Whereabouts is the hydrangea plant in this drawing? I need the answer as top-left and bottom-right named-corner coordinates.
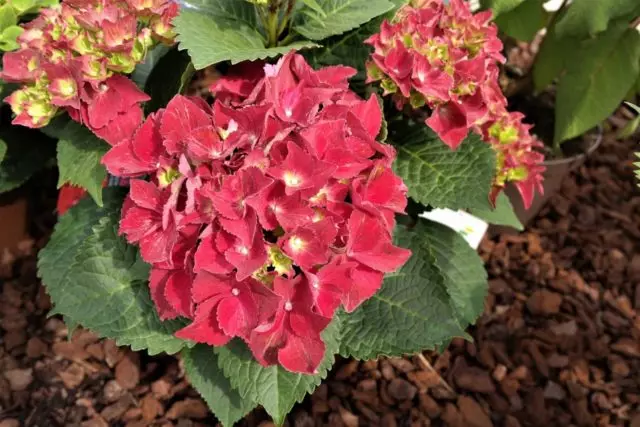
top-left (1, 0), bottom-right (546, 425)
top-left (0, 0), bottom-right (59, 51)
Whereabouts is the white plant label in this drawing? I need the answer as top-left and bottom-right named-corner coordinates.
top-left (420, 208), bottom-right (488, 250)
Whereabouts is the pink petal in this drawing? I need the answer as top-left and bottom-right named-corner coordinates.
top-left (149, 268), bottom-right (179, 320)
top-left (119, 205), bottom-right (158, 242)
top-left (175, 298), bottom-right (231, 346)
top-left (347, 210), bottom-right (411, 273)
top-left (216, 289), bottom-right (258, 338)
top-left (278, 334), bottom-right (325, 374)
top-left (163, 269), bottom-right (193, 318)
top-left (129, 179), bottom-right (163, 211)
top-left (351, 95), bottom-right (382, 140)
top-left (194, 234), bottom-right (234, 275)
top-left (159, 95), bottom-right (212, 155)
top-left (425, 103), bottom-right (469, 149)
top-left (343, 264), bottom-right (384, 312)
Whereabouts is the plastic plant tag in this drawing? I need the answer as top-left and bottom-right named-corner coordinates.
top-left (420, 208), bottom-right (488, 250)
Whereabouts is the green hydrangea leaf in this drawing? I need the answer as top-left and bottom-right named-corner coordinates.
top-left (479, 0), bottom-right (525, 16)
top-left (131, 43), bottom-right (173, 88)
top-left (0, 139), bottom-right (6, 164)
top-left (493, 0), bottom-right (547, 42)
top-left (339, 219), bottom-right (480, 358)
top-left (532, 20), bottom-right (580, 91)
top-left (183, 345), bottom-right (257, 427)
top-left (215, 318), bottom-right (341, 426)
top-left (0, 4), bottom-right (17, 32)
top-left (391, 122), bottom-right (496, 211)
top-left (293, 0), bottom-right (394, 41)
top-left (0, 126), bottom-right (56, 194)
top-left (470, 192), bottom-right (523, 230)
top-left (144, 47), bottom-right (195, 114)
top-left (0, 25), bottom-right (23, 51)
top-left (339, 218), bottom-right (487, 359)
top-left (422, 220), bottom-right (488, 325)
top-left (554, 23), bottom-right (640, 144)
top-left (303, 14), bottom-right (381, 80)
top-left (11, 0), bottom-right (57, 14)
top-left (56, 121), bottom-right (109, 206)
top-left (174, 2), bottom-right (318, 69)
top-left (38, 188), bottom-right (125, 289)
top-left (555, 0), bottom-right (640, 38)
top-left (38, 189), bottom-right (189, 356)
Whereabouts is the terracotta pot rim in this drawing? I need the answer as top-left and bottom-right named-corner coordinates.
top-left (542, 125), bottom-right (604, 167)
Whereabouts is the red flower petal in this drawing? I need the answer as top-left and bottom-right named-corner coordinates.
top-left (346, 210), bottom-right (411, 273)
top-left (175, 298), bottom-right (230, 346)
top-left (160, 95), bottom-right (212, 155)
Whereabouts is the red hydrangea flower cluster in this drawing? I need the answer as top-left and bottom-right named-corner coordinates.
top-left (1, 0), bottom-right (177, 146)
top-left (365, 0), bottom-right (544, 208)
top-left (481, 111), bottom-right (545, 209)
top-left (102, 52), bottom-right (412, 374)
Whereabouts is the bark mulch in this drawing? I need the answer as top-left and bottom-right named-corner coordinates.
top-left (1, 119), bottom-right (639, 427)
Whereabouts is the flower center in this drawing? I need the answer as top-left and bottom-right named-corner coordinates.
top-left (283, 171), bottom-right (302, 187)
top-left (288, 236), bottom-right (305, 253)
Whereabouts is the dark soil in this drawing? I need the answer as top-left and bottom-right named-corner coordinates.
top-left (1, 115), bottom-right (640, 427)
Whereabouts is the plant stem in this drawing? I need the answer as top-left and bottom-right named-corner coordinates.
top-left (266, 7), bottom-right (279, 47)
top-left (257, 5), bottom-right (270, 42)
top-left (277, 31), bottom-right (296, 46)
top-left (552, 139), bottom-right (564, 158)
top-left (277, 0), bottom-right (296, 39)
top-left (547, 0), bottom-right (569, 29)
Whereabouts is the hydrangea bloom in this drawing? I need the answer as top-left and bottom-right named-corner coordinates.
top-left (366, 0), bottom-right (504, 149)
top-left (1, 0), bottom-right (177, 145)
top-left (481, 111), bottom-right (545, 207)
top-left (366, 0), bottom-right (544, 208)
top-left (102, 52), bottom-right (412, 374)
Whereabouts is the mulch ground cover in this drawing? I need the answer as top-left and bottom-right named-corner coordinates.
top-left (1, 114), bottom-right (639, 427)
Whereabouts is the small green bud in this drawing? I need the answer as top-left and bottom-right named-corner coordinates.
top-left (158, 167), bottom-right (181, 187)
top-left (409, 91), bottom-right (426, 109)
top-left (507, 166), bottom-right (528, 182)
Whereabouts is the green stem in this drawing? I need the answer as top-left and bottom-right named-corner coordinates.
top-left (551, 139), bottom-right (563, 158)
top-left (277, 0), bottom-right (296, 38)
top-left (179, 63), bottom-right (196, 95)
top-left (266, 9), bottom-right (279, 47)
top-left (278, 31), bottom-right (296, 46)
top-left (257, 6), bottom-right (270, 43)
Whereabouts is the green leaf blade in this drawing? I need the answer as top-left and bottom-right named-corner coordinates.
top-left (183, 345), bottom-right (257, 427)
top-left (0, 127), bottom-right (56, 194)
top-left (131, 43), bottom-right (173, 88)
top-left (144, 47), bottom-right (195, 114)
top-left (554, 25), bottom-right (640, 144)
top-left (56, 121), bottom-right (109, 206)
top-left (294, 0), bottom-right (394, 41)
top-left (532, 22), bottom-right (580, 92)
top-left (470, 192), bottom-right (523, 230)
top-left (480, 0), bottom-right (525, 16)
top-left (174, 7), bottom-right (318, 69)
top-left (0, 139), bottom-right (7, 164)
top-left (555, 0), bottom-right (640, 38)
top-left (215, 318), bottom-right (341, 425)
top-left (493, 0), bottom-right (547, 42)
top-left (392, 123), bottom-right (496, 211)
top-left (339, 219), bottom-right (488, 359)
top-left (38, 189), bottom-right (189, 356)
